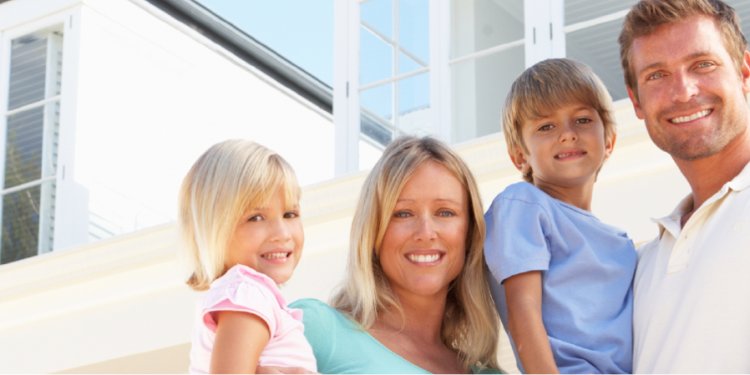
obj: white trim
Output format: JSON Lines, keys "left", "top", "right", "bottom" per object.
{"left": 448, "top": 39, "right": 525, "bottom": 66}
{"left": 360, "top": 67, "right": 430, "bottom": 91}
{"left": 0, "top": 176, "right": 56, "bottom": 196}
{"left": 564, "top": 9, "right": 630, "bottom": 34}
{"left": 431, "top": 0, "right": 451, "bottom": 142}
{"left": 361, "top": 20, "right": 428, "bottom": 68}
{"left": 333, "top": 0, "right": 360, "bottom": 175}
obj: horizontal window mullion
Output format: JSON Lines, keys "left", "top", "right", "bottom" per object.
{"left": 1, "top": 176, "right": 54, "bottom": 196}
{"left": 4, "top": 96, "right": 60, "bottom": 117}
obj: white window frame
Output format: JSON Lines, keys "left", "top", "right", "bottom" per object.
{"left": 0, "top": 6, "right": 84, "bottom": 262}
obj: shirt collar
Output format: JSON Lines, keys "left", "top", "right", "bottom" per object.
{"left": 652, "top": 160, "right": 750, "bottom": 238}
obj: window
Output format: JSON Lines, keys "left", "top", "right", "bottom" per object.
{"left": 1, "top": 27, "right": 63, "bottom": 264}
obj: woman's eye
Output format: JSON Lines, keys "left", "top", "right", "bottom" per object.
{"left": 437, "top": 209, "right": 456, "bottom": 217}
{"left": 393, "top": 210, "right": 412, "bottom": 218}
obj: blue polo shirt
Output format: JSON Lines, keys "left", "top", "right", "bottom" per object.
{"left": 484, "top": 182, "right": 636, "bottom": 374}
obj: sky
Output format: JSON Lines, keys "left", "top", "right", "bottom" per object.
{"left": 196, "top": 0, "right": 334, "bottom": 85}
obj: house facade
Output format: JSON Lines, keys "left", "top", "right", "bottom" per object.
{"left": 4, "top": 0, "right": 744, "bottom": 372}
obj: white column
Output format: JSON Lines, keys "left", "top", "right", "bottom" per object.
{"left": 333, "top": 0, "right": 360, "bottom": 175}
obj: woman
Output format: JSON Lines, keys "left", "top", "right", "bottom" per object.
{"left": 291, "top": 136, "right": 500, "bottom": 373}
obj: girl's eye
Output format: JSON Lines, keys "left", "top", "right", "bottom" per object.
{"left": 248, "top": 214, "right": 263, "bottom": 222}
{"left": 284, "top": 211, "right": 300, "bottom": 219}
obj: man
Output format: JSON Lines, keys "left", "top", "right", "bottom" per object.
{"left": 619, "top": 0, "right": 750, "bottom": 372}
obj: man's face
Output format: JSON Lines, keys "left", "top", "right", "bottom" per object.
{"left": 627, "top": 15, "right": 750, "bottom": 161}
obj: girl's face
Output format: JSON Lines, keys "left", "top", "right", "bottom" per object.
{"left": 378, "top": 161, "right": 468, "bottom": 301}
{"left": 226, "top": 186, "right": 303, "bottom": 284}
{"left": 512, "top": 102, "right": 614, "bottom": 190}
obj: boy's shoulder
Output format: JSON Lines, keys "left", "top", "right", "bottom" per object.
{"left": 493, "top": 181, "right": 550, "bottom": 205}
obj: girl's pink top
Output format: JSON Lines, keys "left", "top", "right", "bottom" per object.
{"left": 188, "top": 264, "right": 317, "bottom": 373}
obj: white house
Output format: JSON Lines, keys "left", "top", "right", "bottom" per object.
{"left": 3, "top": 0, "right": 744, "bottom": 372}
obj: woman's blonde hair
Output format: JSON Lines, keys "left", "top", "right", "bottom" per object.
{"left": 502, "top": 58, "right": 616, "bottom": 182}
{"left": 330, "top": 136, "right": 500, "bottom": 370}
{"left": 178, "top": 139, "right": 300, "bottom": 291}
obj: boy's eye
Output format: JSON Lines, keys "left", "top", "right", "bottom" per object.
{"left": 575, "top": 117, "right": 592, "bottom": 125}
{"left": 537, "top": 123, "right": 554, "bottom": 132}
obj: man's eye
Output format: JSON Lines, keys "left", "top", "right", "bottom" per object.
{"left": 647, "top": 71, "right": 664, "bottom": 81}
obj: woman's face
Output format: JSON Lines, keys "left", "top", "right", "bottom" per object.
{"left": 379, "top": 160, "right": 469, "bottom": 301}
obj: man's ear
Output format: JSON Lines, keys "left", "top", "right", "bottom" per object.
{"left": 509, "top": 147, "right": 529, "bottom": 174}
{"left": 627, "top": 86, "right": 645, "bottom": 120}
{"left": 740, "top": 50, "right": 750, "bottom": 94}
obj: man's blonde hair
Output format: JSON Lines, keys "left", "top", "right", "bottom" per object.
{"left": 330, "top": 136, "right": 500, "bottom": 370}
{"left": 502, "top": 58, "right": 616, "bottom": 182}
{"left": 619, "top": 0, "right": 747, "bottom": 95}
{"left": 178, "top": 139, "right": 300, "bottom": 291}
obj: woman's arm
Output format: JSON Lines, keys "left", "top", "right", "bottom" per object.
{"left": 504, "top": 271, "right": 559, "bottom": 374}
{"left": 210, "top": 310, "right": 271, "bottom": 374}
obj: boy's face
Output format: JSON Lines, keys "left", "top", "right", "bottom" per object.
{"left": 511, "top": 103, "right": 614, "bottom": 189}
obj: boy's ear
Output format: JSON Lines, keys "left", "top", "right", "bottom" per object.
{"left": 509, "top": 147, "right": 529, "bottom": 173}
{"left": 604, "top": 133, "right": 617, "bottom": 159}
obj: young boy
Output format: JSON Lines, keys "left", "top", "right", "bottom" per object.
{"left": 484, "top": 58, "right": 636, "bottom": 374}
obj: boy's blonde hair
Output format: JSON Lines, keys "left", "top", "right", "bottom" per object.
{"left": 178, "top": 139, "right": 300, "bottom": 291}
{"left": 330, "top": 136, "right": 500, "bottom": 371}
{"left": 502, "top": 58, "right": 616, "bottom": 182}
{"left": 619, "top": 0, "right": 747, "bottom": 96}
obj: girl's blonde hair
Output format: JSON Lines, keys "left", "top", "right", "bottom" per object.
{"left": 502, "top": 58, "right": 616, "bottom": 182}
{"left": 178, "top": 139, "right": 300, "bottom": 291}
{"left": 330, "top": 136, "right": 500, "bottom": 370}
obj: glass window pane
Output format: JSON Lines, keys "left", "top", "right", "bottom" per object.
{"left": 451, "top": 45, "right": 524, "bottom": 143}
{"left": 399, "top": 0, "right": 429, "bottom": 64}
{"left": 360, "top": 26, "right": 393, "bottom": 85}
{"left": 451, "top": 0, "right": 523, "bottom": 59}
{"left": 567, "top": 20, "right": 627, "bottom": 101}
{"left": 396, "top": 72, "right": 431, "bottom": 136}
{"left": 398, "top": 52, "right": 423, "bottom": 75}
{"left": 565, "top": 0, "right": 636, "bottom": 26}
{"left": 5, "top": 107, "right": 44, "bottom": 189}
{"left": 1, "top": 185, "right": 41, "bottom": 264}
{"left": 9, "top": 33, "right": 48, "bottom": 110}
{"left": 361, "top": 83, "right": 393, "bottom": 124}
{"left": 361, "top": 0, "right": 392, "bottom": 40}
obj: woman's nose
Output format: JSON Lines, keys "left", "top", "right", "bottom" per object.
{"left": 415, "top": 216, "right": 438, "bottom": 241}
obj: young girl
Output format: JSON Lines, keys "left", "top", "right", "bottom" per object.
{"left": 484, "top": 58, "right": 636, "bottom": 373}
{"left": 179, "top": 139, "right": 316, "bottom": 373}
